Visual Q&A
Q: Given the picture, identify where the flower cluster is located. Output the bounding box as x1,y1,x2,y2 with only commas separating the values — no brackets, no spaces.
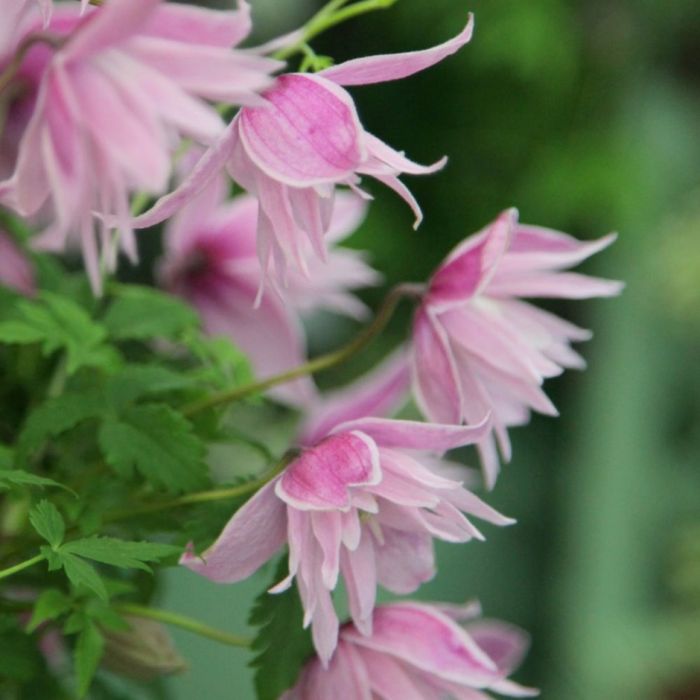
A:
0,1,622,697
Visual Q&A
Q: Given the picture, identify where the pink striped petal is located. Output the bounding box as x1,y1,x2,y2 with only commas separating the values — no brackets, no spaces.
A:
276,432,381,511
239,74,365,187
333,415,490,454
320,15,474,86
179,479,286,583
344,603,500,687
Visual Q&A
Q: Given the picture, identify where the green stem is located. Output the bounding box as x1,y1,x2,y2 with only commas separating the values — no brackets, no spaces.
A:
274,0,398,61
182,283,422,417
0,553,44,581
103,454,293,523
116,603,251,648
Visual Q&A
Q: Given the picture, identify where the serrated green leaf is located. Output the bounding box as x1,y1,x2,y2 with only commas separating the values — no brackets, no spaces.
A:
26,589,72,633
29,500,65,548
248,560,314,700
103,286,198,341
98,403,208,493
0,292,113,373
16,389,104,463
105,364,195,409
185,333,253,388
60,552,108,601
62,537,181,572
74,620,105,698
0,468,74,494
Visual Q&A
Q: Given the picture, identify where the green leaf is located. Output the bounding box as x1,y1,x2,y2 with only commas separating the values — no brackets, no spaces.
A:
103,285,198,341
60,552,108,601
0,468,74,494
62,537,181,572
74,620,105,698
0,444,13,469
185,333,253,388
26,589,72,633
248,560,314,700
29,500,65,548
98,403,208,493
0,292,113,373
104,364,195,409
16,389,104,462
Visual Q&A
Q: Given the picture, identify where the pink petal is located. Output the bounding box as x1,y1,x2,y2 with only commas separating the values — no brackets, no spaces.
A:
319,15,474,86
411,307,464,424
428,208,516,306
344,603,500,687
143,0,252,47
299,348,410,446
360,648,429,700
332,415,490,454
374,527,435,594
487,270,624,299
311,511,343,589
239,74,365,187
325,190,369,243
62,0,161,63
132,121,238,230
276,432,381,511
341,530,377,636
179,479,286,582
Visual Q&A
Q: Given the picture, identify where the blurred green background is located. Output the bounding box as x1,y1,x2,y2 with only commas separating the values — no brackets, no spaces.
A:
158,1,700,698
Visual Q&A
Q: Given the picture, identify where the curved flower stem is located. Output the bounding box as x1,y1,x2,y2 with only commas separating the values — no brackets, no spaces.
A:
0,33,64,96
182,283,424,417
116,603,251,648
0,553,45,582
274,0,399,61
103,453,294,524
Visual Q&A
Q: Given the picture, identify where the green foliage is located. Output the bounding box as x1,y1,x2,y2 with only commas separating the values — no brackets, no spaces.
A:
98,404,208,492
103,285,198,341
61,538,181,572
0,467,72,493
0,292,117,373
74,619,105,698
30,499,66,549
248,560,314,700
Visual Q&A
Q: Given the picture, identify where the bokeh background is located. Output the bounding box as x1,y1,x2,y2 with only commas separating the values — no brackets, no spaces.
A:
157,1,700,698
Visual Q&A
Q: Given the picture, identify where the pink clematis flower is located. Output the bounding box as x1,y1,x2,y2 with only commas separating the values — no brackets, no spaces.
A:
181,416,512,664
0,231,35,296
160,180,379,406
0,0,281,293
412,209,623,488
284,601,537,699
133,15,474,287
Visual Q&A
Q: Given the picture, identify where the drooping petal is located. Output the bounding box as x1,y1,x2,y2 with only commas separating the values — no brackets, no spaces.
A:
276,432,381,511
411,307,464,424
360,648,432,700
341,530,377,637
373,527,435,595
239,74,365,187
332,415,490,454
179,479,286,582
319,15,474,86
428,208,516,307
344,603,500,687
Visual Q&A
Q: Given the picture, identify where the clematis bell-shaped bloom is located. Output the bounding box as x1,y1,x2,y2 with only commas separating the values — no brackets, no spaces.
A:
412,209,623,488
284,601,538,699
133,15,474,287
181,415,512,664
160,181,379,406
0,231,35,296
0,0,281,293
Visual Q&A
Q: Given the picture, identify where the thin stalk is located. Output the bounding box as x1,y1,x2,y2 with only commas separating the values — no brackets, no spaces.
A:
103,453,293,524
0,553,44,581
182,283,423,417
116,603,251,648
274,0,398,61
